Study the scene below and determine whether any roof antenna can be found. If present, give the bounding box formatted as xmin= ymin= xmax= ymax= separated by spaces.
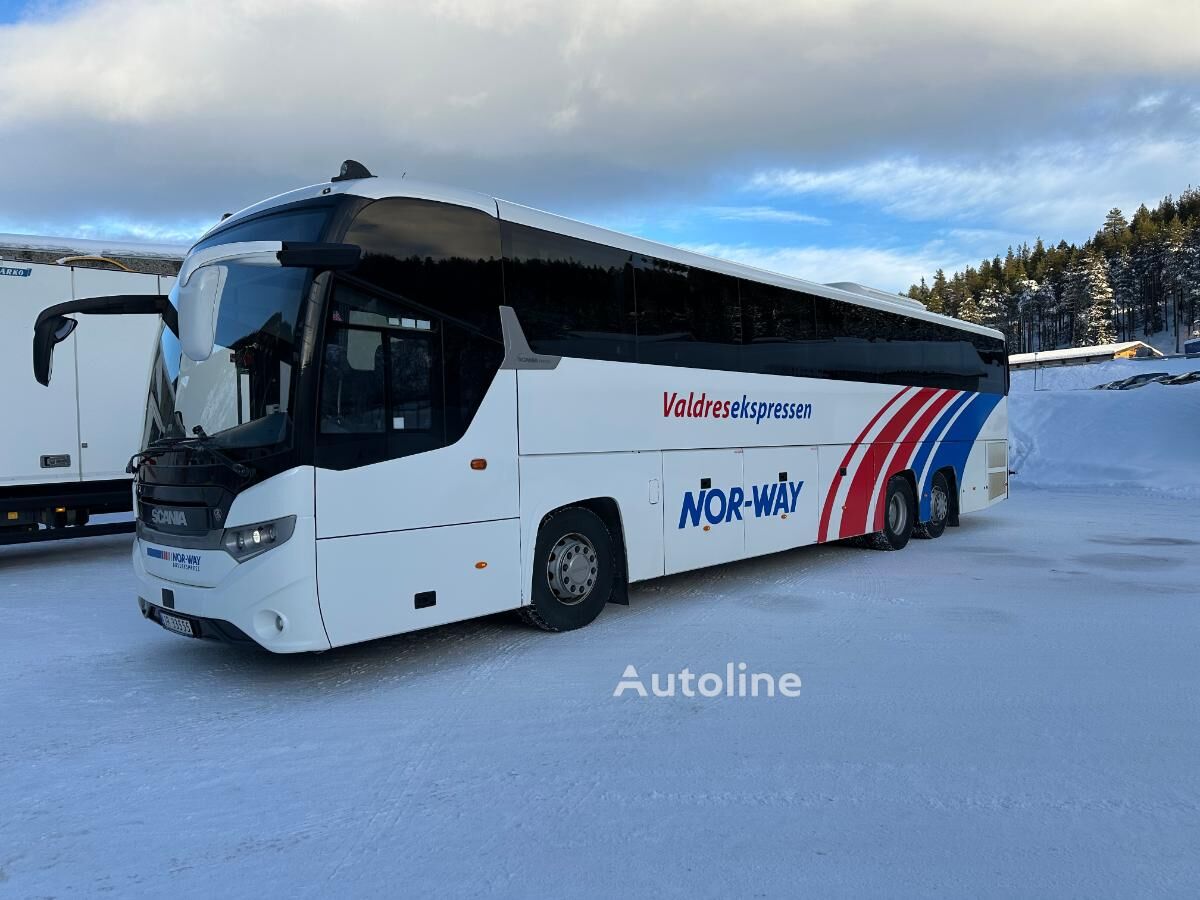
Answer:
xmin=332 ymin=159 xmax=375 ymax=182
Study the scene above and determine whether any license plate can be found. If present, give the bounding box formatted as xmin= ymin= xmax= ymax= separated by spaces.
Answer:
xmin=159 ymin=611 xmax=197 ymax=638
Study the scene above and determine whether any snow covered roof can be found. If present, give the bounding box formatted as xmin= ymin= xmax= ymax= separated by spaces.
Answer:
xmin=1009 ymin=341 xmax=1164 ymax=366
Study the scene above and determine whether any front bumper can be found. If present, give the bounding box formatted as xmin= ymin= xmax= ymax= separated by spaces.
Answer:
xmin=132 ymin=515 xmax=330 ymax=653
xmin=138 ymin=597 xmax=257 ymax=645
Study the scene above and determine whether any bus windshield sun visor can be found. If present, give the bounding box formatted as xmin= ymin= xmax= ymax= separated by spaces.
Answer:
xmin=33 ymin=294 xmax=177 ymax=387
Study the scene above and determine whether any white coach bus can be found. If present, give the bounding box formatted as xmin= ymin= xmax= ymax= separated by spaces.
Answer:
xmin=3 ymin=235 xmax=180 ymax=545
xmin=33 ymin=162 xmax=1008 ymax=651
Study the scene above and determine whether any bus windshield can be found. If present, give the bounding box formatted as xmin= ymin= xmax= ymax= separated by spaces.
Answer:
xmin=141 ymin=202 xmax=340 ymax=453
xmin=146 ymin=262 xmax=310 ymax=450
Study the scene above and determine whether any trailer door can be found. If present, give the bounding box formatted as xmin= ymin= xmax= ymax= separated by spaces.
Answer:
xmin=1 ymin=263 xmax=81 ymax=487
xmin=71 ymin=268 xmax=168 ymax=482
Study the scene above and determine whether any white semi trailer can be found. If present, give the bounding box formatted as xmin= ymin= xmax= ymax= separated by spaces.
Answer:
xmin=1 ymin=234 xmax=182 ymax=545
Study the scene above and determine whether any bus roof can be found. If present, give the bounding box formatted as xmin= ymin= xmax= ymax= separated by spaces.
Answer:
xmin=209 ymin=176 xmax=1005 ymax=341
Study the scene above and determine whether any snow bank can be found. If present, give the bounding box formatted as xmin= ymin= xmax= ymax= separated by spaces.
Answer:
xmin=1009 ymin=375 xmax=1200 ymax=498
xmin=1010 ymin=356 xmax=1197 ymax=392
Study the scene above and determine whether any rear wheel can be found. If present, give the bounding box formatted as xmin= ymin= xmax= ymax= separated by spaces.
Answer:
xmin=520 ymin=507 xmax=617 ymax=632
xmin=868 ymin=476 xmax=915 ymax=551
xmin=914 ymin=470 xmax=950 ymax=540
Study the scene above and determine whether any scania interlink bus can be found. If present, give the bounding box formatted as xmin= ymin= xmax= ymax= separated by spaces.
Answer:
xmin=33 ymin=161 xmax=1008 ymax=652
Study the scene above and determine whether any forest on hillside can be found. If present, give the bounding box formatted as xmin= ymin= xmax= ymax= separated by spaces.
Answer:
xmin=905 ymin=187 xmax=1200 ymax=353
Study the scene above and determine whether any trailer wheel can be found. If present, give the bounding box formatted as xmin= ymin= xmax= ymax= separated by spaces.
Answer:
xmin=868 ymin=476 xmax=915 ymax=551
xmin=914 ymin=471 xmax=950 ymax=540
xmin=520 ymin=506 xmax=616 ymax=632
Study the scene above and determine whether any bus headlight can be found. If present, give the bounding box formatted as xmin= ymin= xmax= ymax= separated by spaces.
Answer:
xmin=222 ymin=515 xmax=296 ymax=563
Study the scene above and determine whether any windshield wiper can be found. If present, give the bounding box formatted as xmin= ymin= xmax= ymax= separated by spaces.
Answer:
xmin=126 ymin=426 xmax=255 ymax=479
xmin=186 ymin=426 xmax=256 ymax=478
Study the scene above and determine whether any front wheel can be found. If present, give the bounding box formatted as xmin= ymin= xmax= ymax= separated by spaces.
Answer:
xmin=520 ymin=507 xmax=617 ymax=632
xmin=868 ymin=476 xmax=916 ymax=551
xmin=914 ymin=470 xmax=951 ymax=539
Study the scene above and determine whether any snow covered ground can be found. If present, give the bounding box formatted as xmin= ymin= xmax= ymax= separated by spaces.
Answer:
xmin=1009 ymin=358 xmax=1200 ymax=499
xmin=3 ymin=485 xmax=1199 ymax=897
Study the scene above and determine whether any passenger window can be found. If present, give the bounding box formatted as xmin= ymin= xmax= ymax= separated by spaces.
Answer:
xmin=320 ymin=328 xmax=385 ymax=434
xmin=389 ymin=334 xmax=434 ymax=432
xmin=318 ymin=282 xmax=448 ymax=467
xmin=634 ymin=258 xmax=741 ymax=369
xmin=501 ymin=223 xmax=636 ymax=361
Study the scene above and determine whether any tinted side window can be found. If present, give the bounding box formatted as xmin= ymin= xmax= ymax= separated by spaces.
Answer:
xmin=813 ymin=295 xmax=1005 ymax=393
xmin=335 ymin=199 xmax=506 ymax=459
xmin=740 ymin=280 xmax=820 ymax=377
xmin=344 ymin=198 xmax=505 ymax=338
xmin=634 ymin=258 xmax=741 ymax=368
xmin=501 ymin=223 xmax=636 ymax=361
xmin=317 ymin=282 xmax=448 ymax=469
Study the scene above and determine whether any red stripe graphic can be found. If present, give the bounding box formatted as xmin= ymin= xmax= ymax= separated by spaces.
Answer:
xmin=817 ymin=387 xmax=911 ymax=542
xmin=838 ymin=388 xmax=941 ymax=538
xmin=869 ymin=389 xmax=960 ymax=532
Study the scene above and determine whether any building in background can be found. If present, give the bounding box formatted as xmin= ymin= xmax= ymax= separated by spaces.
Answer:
xmin=1009 ymin=341 xmax=1165 ymax=370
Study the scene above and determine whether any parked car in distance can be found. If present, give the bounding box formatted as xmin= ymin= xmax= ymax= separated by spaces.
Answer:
xmin=1159 ymin=370 xmax=1200 ymax=386
xmin=1098 ymin=373 xmax=1171 ymax=390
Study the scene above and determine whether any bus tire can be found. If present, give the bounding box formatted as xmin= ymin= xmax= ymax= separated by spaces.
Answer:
xmin=868 ymin=476 xmax=915 ymax=551
xmin=914 ymin=470 xmax=950 ymax=539
xmin=520 ymin=506 xmax=616 ymax=632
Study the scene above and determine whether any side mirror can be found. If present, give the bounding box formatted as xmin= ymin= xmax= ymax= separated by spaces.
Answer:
xmin=178 ymin=266 xmax=226 ymax=362
xmin=33 ymin=315 xmax=78 ymax=386
xmin=32 ymin=294 xmax=176 ymax=386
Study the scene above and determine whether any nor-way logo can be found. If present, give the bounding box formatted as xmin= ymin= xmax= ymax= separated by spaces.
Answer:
xmin=679 ymin=481 xmax=804 ymax=529
xmin=146 ymin=546 xmax=202 ymax=572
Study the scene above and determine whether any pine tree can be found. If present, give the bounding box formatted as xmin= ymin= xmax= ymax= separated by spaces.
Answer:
xmin=1015 ymin=278 xmax=1039 ymax=351
xmin=958 ymin=289 xmax=982 ymax=324
xmin=978 ymin=284 xmax=1006 ymax=334
xmin=1108 ymin=249 xmax=1136 ymax=340
xmin=1099 ymin=208 xmax=1131 ymax=254
xmin=1061 ymin=262 xmax=1087 ymax=345
xmin=1032 ymin=281 xmax=1056 ymax=350
xmin=1081 ymin=252 xmax=1117 ymax=345
xmin=1161 ymin=218 xmax=1188 ymax=350
xmin=926 ymin=269 xmax=948 ymax=314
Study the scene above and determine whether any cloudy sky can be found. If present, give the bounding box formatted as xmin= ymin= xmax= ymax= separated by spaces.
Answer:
xmin=1 ymin=0 xmax=1197 ymax=290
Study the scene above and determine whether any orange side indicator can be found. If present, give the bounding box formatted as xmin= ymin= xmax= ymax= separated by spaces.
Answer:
xmin=470 ymin=458 xmax=488 ymax=470
xmin=475 ymin=561 xmax=488 ymax=569
xmin=781 ymin=513 xmax=788 ymax=519
xmin=702 ymin=525 xmax=711 ymax=532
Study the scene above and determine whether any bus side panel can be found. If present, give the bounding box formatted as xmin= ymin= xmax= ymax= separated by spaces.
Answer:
xmin=662 ymin=449 xmax=745 ymax=575
xmin=317 ymin=518 xmax=522 ymax=647
xmin=0 ymin=263 xmax=81 ymax=488
xmin=742 ymin=445 xmax=818 ymax=556
xmin=958 ymin=442 xmax=990 ymax=514
xmin=517 ymin=451 xmax=665 ymax=594
xmin=72 ymin=268 xmax=168 ymax=482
